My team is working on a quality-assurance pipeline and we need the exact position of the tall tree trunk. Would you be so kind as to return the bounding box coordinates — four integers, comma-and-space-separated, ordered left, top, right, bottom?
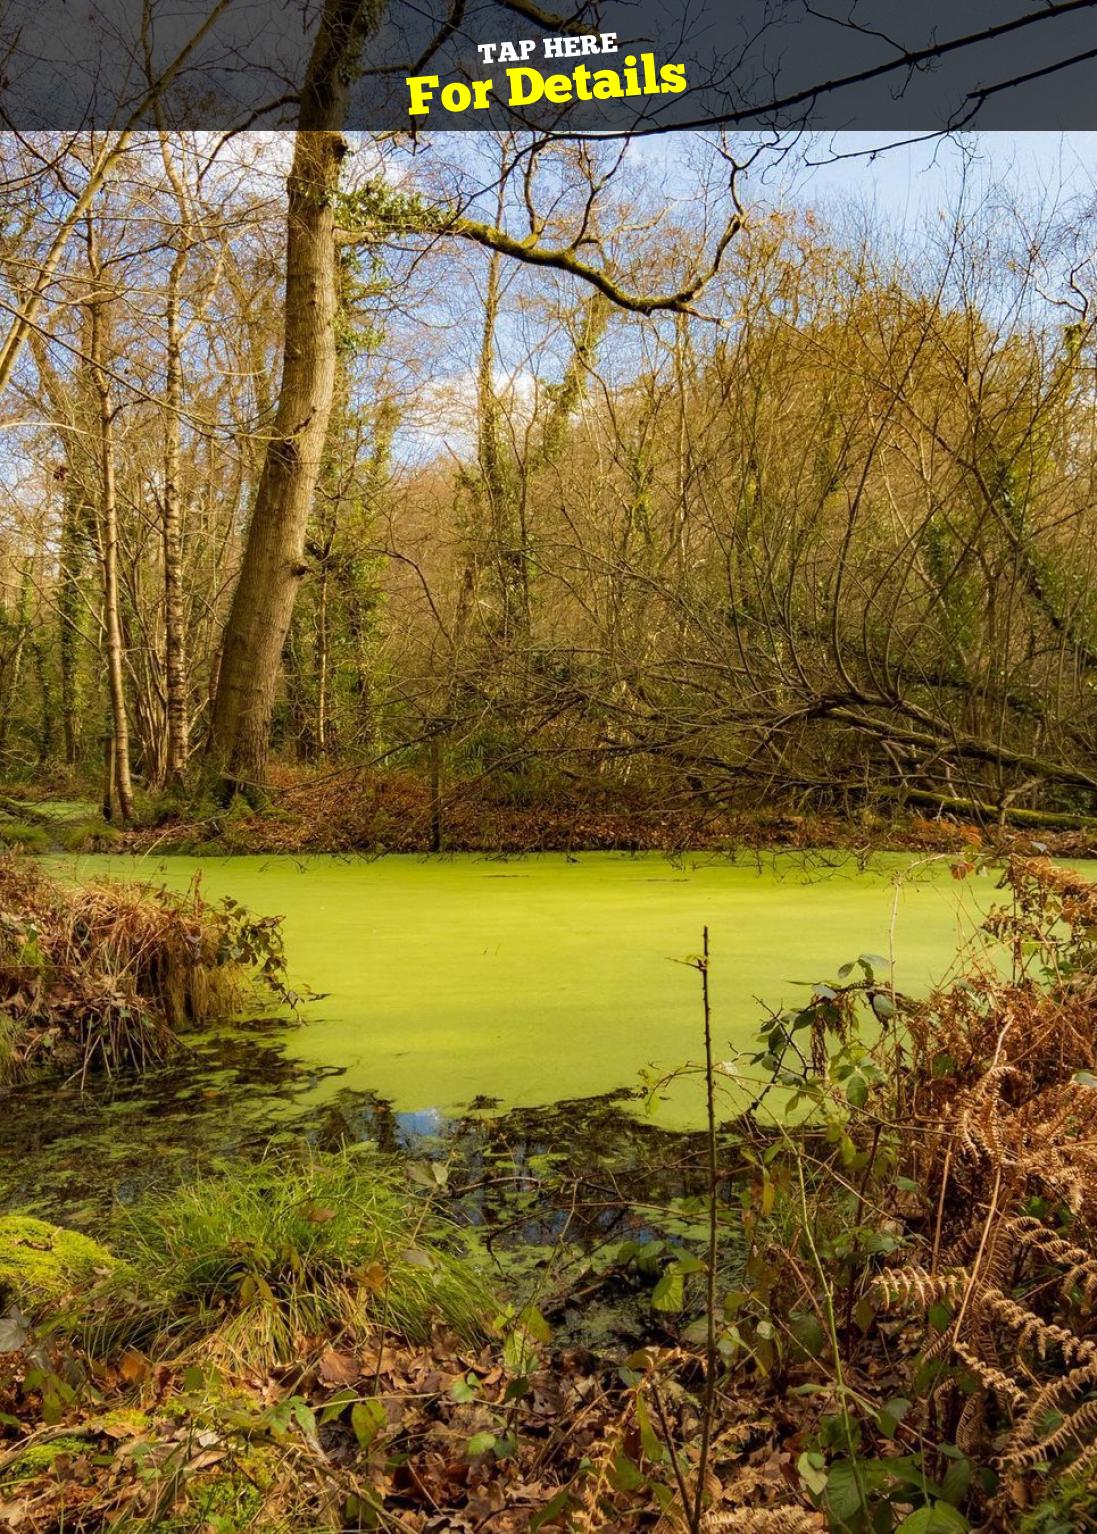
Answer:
161, 240, 189, 784
315, 561, 330, 755
0, 569, 31, 760
87, 232, 135, 823
31, 625, 56, 767
206, 0, 376, 797
0, 0, 234, 398
157, 130, 197, 787
58, 486, 83, 767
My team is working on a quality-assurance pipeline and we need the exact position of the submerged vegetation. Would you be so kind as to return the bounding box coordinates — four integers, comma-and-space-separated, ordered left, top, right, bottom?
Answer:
1, 857, 1097, 1529
0, 857, 292, 1085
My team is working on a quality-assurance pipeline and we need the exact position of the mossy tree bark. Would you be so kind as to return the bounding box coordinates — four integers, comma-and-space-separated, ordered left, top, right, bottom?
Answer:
57, 488, 84, 769
157, 133, 192, 788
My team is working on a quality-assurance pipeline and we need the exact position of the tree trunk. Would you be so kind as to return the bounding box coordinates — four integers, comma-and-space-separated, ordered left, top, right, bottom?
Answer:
315, 561, 330, 755
206, 0, 375, 797
87, 237, 135, 823
31, 624, 56, 766
0, 570, 31, 760
162, 240, 189, 785
58, 487, 83, 767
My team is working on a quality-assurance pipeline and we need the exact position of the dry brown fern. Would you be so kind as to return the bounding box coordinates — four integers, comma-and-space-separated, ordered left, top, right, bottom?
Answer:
873, 862, 1097, 1483
701, 1511, 824, 1533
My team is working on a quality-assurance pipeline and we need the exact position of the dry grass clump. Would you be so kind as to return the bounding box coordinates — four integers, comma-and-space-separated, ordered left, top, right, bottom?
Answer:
0, 856, 290, 1084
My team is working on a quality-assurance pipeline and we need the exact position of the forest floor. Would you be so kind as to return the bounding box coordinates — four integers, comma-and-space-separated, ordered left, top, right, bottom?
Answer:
6, 765, 1097, 861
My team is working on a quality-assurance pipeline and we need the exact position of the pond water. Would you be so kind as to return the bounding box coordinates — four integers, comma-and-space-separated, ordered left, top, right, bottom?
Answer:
0, 848, 1027, 1221
55, 848, 992, 1126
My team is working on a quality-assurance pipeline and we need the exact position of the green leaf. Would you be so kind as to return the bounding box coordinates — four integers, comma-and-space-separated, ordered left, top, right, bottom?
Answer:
825, 1459, 867, 1523
636, 1395, 665, 1464
854, 1294, 877, 1333
941, 1455, 971, 1505
531, 1488, 573, 1531
467, 1431, 496, 1458
895, 1503, 969, 1533
520, 1304, 552, 1343
609, 1452, 646, 1492
928, 1301, 953, 1334
351, 1398, 386, 1450
318, 1387, 357, 1425
797, 1449, 828, 1498
651, 1270, 684, 1312
877, 1396, 913, 1438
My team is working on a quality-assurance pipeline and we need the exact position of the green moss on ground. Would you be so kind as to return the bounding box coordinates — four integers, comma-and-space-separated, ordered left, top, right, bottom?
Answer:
0, 1214, 119, 1314
157, 1453, 281, 1533
0, 1435, 95, 1485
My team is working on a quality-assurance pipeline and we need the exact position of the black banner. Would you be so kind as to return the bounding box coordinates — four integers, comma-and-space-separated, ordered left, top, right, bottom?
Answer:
2, 0, 1096, 132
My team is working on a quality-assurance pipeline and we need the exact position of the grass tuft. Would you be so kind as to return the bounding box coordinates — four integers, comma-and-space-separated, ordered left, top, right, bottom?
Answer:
0, 818, 50, 853
101, 1151, 492, 1369
55, 818, 124, 854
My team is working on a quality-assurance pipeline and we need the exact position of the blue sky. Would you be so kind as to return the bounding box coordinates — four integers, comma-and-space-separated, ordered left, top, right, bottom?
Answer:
396, 130, 1097, 461
777, 131, 1097, 225
627, 130, 1097, 230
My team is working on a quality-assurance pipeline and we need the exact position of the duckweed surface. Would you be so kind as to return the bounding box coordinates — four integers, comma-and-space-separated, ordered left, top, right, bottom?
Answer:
49, 850, 996, 1126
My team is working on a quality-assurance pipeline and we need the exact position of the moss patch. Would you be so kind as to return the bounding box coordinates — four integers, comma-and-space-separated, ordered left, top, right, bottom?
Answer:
0, 1214, 118, 1314
0, 1434, 95, 1484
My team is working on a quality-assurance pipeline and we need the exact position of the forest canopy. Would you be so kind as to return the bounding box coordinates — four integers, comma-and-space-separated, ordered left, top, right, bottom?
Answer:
2, 130, 1097, 831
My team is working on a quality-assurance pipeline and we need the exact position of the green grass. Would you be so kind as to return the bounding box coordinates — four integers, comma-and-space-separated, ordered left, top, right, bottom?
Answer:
55, 817, 123, 853
104, 1151, 491, 1368
0, 818, 50, 853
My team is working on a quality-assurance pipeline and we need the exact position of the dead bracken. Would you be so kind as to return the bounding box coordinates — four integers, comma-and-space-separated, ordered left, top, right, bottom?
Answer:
0, 856, 292, 1086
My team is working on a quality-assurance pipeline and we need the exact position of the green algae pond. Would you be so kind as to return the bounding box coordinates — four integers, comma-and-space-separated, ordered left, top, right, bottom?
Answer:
70, 849, 992, 1117
1, 849, 1019, 1219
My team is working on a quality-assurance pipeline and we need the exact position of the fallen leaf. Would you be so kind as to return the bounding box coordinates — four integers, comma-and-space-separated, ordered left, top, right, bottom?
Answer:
319, 1349, 360, 1385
